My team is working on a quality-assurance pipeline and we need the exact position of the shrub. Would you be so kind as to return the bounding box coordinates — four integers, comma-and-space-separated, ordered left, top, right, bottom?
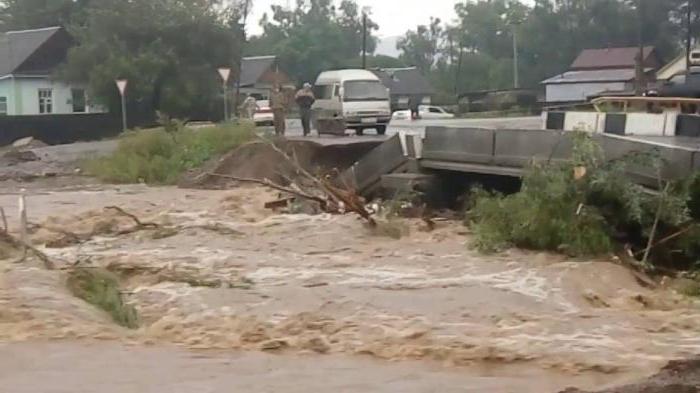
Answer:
467, 132, 693, 258
66, 267, 139, 329
84, 121, 255, 184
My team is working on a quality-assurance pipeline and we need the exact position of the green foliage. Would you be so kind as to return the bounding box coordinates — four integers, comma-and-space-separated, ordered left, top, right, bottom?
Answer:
247, 0, 379, 84
66, 267, 139, 329
59, 0, 241, 118
84, 122, 254, 185
398, 0, 692, 98
467, 132, 693, 258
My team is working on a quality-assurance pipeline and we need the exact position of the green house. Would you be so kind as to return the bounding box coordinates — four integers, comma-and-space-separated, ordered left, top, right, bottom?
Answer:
0, 26, 104, 116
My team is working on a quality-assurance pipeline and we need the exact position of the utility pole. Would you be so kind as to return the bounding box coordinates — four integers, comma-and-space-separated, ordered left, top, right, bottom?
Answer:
687, 0, 693, 74
635, 0, 646, 95
235, 0, 251, 119
512, 24, 519, 89
362, 12, 368, 69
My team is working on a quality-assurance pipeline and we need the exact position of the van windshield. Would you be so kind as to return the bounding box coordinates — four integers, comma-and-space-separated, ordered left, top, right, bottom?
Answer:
343, 80, 388, 102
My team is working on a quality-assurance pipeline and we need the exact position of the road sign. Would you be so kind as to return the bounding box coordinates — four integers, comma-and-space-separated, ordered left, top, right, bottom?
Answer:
115, 79, 128, 96
218, 68, 231, 84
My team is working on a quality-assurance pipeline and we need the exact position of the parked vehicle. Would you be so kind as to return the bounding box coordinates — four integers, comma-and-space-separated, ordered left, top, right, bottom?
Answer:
312, 69, 392, 135
392, 105, 455, 120
253, 100, 274, 126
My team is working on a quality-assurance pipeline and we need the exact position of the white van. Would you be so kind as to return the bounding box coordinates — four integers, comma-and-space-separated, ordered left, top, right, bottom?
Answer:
312, 69, 391, 135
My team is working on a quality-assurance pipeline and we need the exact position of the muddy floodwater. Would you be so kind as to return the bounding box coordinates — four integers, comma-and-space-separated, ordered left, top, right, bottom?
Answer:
1, 182, 700, 392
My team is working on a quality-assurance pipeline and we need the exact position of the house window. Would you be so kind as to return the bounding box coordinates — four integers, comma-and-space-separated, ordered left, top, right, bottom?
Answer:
0, 97, 7, 115
71, 89, 86, 113
38, 88, 53, 114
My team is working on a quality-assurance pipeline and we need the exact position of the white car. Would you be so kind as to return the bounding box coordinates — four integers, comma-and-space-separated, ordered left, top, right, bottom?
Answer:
253, 100, 274, 126
392, 105, 455, 120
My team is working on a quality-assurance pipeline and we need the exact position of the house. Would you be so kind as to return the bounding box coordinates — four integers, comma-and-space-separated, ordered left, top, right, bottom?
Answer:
370, 67, 434, 111
239, 55, 294, 100
0, 26, 104, 116
541, 46, 661, 104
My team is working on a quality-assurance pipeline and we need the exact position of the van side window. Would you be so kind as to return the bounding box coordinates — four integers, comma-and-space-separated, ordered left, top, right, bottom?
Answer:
313, 85, 333, 99
333, 84, 340, 97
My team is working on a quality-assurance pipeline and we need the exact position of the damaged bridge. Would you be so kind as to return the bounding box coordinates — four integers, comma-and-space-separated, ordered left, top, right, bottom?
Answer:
340, 126, 700, 196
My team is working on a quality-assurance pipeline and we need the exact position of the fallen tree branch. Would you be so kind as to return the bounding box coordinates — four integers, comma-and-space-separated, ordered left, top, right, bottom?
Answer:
104, 206, 160, 235
259, 137, 376, 226
205, 173, 329, 209
0, 231, 55, 270
634, 221, 697, 258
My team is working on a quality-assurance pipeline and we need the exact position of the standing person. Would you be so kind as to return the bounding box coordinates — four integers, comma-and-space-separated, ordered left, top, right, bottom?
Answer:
269, 85, 287, 136
408, 94, 421, 120
243, 94, 257, 119
295, 83, 316, 136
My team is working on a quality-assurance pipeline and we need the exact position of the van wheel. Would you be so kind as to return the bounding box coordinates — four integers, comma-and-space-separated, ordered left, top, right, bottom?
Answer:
376, 125, 387, 135
355, 128, 364, 136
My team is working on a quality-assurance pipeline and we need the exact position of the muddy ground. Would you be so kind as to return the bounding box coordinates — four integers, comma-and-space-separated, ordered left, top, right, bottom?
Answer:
0, 176, 700, 392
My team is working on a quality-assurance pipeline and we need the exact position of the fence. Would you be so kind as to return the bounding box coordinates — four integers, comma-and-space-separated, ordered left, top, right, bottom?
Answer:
0, 111, 155, 146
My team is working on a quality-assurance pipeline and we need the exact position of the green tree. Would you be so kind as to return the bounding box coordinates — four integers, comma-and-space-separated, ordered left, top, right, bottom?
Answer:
0, 0, 89, 31
397, 17, 443, 73
247, 0, 379, 84
61, 0, 240, 118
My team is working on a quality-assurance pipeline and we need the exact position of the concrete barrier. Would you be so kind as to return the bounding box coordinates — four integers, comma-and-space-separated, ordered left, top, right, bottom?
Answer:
422, 127, 495, 164
664, 112, 679, 136
624, 113, 668, 136
340, 135, 407, 193
597, 135, 697, 186
563, 111, 600, 133
493, 129, 573, 167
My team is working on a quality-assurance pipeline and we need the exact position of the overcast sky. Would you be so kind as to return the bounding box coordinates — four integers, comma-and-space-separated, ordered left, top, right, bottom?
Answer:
247, 0, 462, 38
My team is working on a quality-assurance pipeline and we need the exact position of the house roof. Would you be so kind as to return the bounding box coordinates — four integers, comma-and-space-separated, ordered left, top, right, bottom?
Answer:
541, 68, 653, 84
0, 26, 64, 76
371, 67, 434, 96
240, 55, 277, 87
570, 46, 656, 70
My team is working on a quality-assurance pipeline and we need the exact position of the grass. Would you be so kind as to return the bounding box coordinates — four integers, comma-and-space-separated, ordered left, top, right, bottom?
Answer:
83, 121, 255, 185
66, 267, 139, 329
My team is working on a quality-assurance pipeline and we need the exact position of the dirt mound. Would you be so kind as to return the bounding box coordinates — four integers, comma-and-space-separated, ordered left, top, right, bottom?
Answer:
179, 139, 378, 189
561, 357, 700, 392
1, 150, 40, 166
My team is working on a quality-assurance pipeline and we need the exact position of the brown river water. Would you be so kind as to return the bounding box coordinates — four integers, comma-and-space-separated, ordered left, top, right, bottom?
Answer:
1, 183, 699, 392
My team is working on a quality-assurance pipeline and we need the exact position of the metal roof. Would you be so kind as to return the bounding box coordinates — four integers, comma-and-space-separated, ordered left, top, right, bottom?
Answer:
570, 46, 656, 70
541, 69, 651, 84
371, 67, 434, 96
0, 26, 63, 77
240, 55, 276, 87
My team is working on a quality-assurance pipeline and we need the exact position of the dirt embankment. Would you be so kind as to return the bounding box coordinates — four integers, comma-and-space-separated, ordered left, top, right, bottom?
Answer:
179, 139, 378, 189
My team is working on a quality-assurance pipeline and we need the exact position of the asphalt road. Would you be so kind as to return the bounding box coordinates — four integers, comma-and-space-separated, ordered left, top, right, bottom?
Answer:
9, 116, 543, 166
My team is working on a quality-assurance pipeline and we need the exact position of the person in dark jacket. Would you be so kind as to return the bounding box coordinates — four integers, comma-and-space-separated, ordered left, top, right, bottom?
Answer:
295, 83, 316, 136
408, 95, 422, 120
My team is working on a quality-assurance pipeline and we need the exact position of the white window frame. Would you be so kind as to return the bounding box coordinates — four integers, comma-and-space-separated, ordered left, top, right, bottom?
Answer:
0, 97, 7, 115
38, 88, 53, 114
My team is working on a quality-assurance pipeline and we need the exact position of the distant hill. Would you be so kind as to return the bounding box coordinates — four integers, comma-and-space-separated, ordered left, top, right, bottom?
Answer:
375, 36, 401, 58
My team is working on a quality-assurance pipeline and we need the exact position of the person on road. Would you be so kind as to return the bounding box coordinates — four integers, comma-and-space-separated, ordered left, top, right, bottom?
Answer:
295, 83, 316, 136
269, 85, 288, 136
408, 95, 421, 120
242, 94, 258, 120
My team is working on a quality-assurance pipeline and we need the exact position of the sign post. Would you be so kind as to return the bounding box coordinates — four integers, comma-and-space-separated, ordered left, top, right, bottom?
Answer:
218, 68, 231, 122
115, 79, 128, 131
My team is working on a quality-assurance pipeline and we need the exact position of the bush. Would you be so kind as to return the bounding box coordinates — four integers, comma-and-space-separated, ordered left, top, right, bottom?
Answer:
467, 132, 694, 258
66, 267, 139, 329
84, 121, 255, 184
